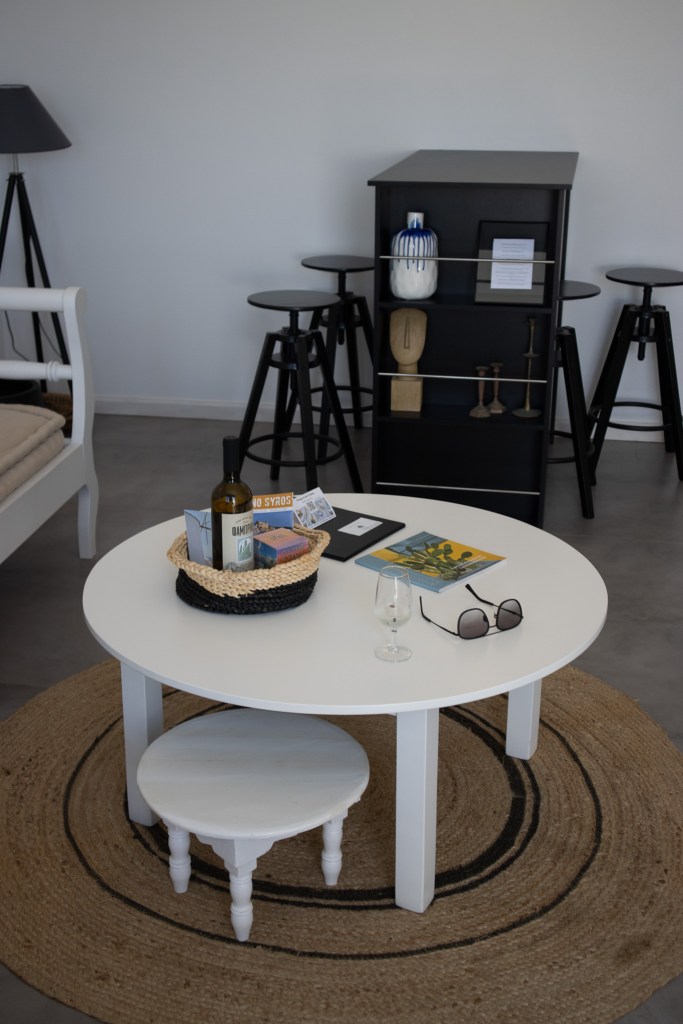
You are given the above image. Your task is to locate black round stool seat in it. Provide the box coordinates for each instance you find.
[247,290,340,313]
[560,280,601,302]
[605,267,683,289]
[301,255,374,275]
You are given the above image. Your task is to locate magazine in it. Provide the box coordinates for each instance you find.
[355,531,504,593]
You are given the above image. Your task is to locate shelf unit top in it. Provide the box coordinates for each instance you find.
[368,150,578,189]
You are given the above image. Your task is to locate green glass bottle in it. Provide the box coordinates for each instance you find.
[211,436,254,571]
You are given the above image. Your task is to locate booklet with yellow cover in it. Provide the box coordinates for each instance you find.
[355,531,504,592]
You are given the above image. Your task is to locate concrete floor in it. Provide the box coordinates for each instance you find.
[1,414,682,1023]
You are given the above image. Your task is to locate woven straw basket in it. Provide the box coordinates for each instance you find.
[167,525,330,614]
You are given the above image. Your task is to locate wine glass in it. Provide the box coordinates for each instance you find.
[374,565,412,662]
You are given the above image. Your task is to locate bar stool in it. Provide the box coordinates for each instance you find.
[137,708,370,942]
[547,281,600,519]
[589,267,683,477]
[301,256,374,429]
[302,256,374,460]
[239,290,363,492]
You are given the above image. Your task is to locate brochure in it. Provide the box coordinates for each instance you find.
[252,491,294,533]
[293,487,336,528]
[355,531,504,592]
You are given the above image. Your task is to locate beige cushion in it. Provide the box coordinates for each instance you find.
[0,403,66,503]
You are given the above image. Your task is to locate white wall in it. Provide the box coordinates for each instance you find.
[1,0,682,432]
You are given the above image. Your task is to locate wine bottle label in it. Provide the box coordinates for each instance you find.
[219,511,254,571]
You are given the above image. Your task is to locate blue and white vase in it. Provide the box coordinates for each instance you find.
[390,212,438,300]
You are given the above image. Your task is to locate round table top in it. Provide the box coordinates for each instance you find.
[301,255,375,274]
[605,267,683,288]
[560,280,601,301]
[83,494,608,717]
[247,290,341,312]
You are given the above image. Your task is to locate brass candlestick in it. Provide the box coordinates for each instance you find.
[487,362,506,414]
[513,318,541,418]
[470,365,491,418]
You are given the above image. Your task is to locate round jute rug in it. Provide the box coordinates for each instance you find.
[1,662,682,1024]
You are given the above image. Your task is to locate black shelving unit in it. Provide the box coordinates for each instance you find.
[368,149,578,527]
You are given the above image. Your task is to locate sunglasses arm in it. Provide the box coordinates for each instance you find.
[418,596,460,638]
[465,583,496,607]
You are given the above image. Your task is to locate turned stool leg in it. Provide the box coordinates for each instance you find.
[321,810,347,886]
[228,865,256,943]
[165,822,191,893]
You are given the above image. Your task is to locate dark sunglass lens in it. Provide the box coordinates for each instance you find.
[458,608,489,639]
[497,599,523,631]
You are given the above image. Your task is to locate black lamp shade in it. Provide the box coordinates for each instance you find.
[0,84,71,154]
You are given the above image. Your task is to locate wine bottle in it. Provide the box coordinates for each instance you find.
[211,436,254,572]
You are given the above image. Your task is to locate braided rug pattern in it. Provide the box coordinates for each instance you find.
[0,661,681,1024]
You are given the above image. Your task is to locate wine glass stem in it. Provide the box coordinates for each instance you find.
[389,627,398,651]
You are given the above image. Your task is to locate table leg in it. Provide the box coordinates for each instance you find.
[120,662,164,825]
[506,678,542,758]
[395,708,439,912]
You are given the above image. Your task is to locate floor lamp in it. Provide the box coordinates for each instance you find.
[0,84,71,365]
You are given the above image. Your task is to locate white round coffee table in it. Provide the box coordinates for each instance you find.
[83,492,607,913]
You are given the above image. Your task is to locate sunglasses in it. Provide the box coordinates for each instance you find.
[419,583,523,640]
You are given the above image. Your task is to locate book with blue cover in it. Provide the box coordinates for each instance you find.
[355,531,504,592]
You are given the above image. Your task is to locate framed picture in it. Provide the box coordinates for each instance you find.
[475,221,549,305]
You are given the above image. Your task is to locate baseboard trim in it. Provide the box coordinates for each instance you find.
[94,395,276,421]
[96,400,664,443]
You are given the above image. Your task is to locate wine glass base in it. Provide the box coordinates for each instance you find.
[375,644,412,662]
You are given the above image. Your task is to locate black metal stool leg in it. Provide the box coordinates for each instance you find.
[270,342,295,481]
[312,278,374,446]
[282,368,299,433]
[548,357,561,448]
[589,306,638,473]
[558,327,595,518]
[308,308,323,332]
[312,329,363,492]
[317,303,341,460]
[653,309,683,476]
[294,333,320,491]
[343,310,364,429]
[354,294,375,363]
[239,333,278,467]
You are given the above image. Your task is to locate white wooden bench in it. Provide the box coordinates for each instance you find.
[0,286,98,563]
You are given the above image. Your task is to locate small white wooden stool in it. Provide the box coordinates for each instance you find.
[136,708,369,942]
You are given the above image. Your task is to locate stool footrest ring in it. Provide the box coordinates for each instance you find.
[244,431,344,468]
[309,383,373,417]
[592,399,666,432]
